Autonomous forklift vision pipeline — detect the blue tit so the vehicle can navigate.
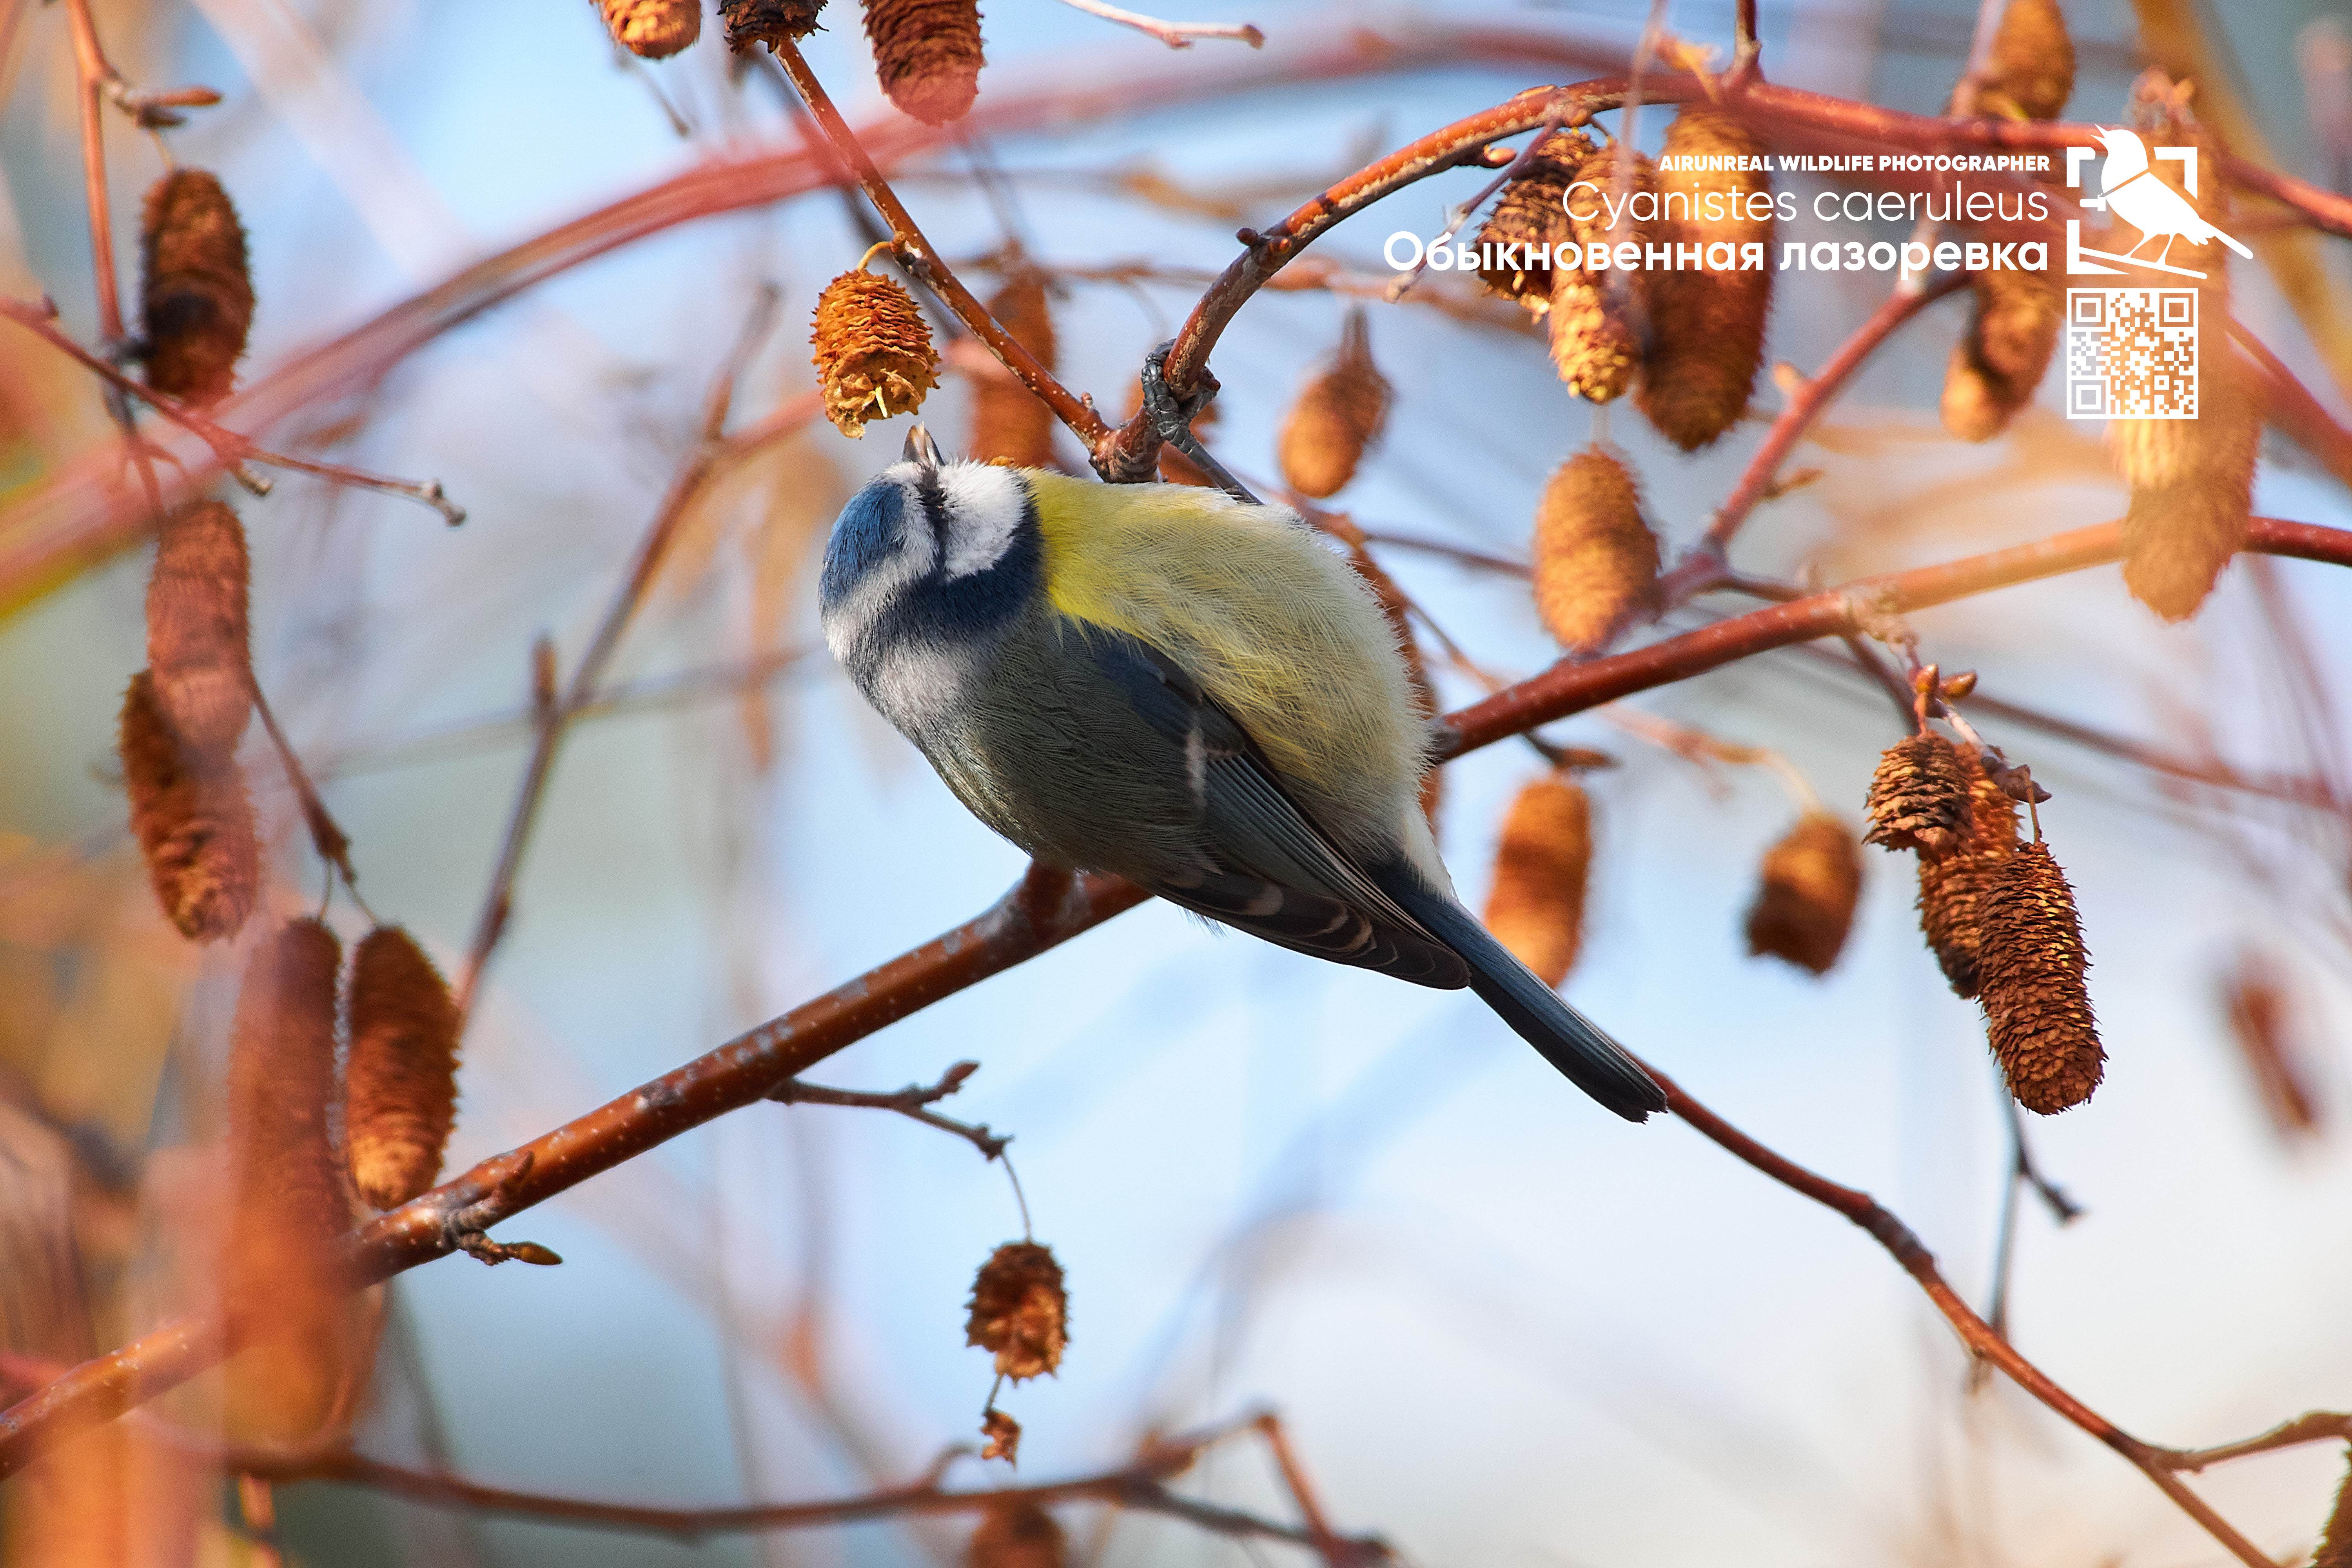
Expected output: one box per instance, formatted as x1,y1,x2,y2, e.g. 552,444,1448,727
818,425,1664,1122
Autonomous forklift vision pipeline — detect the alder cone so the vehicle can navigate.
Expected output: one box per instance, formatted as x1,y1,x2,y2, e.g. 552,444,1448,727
146,499,252,760
1277,311,1389,499
1977,841,2103,1113
1940,265,2062,441
1545,142,1651,403
811,268,940,437
1637,111,1773,451
224,919,348,1328
966,272,1058,469
1531,445,1658,655
864,0,983,125
1744,813,1863,975
139,169,253,407
600,0,701,56
967,1498,1064,1566
965,1241,1067,1382
1474,131,1590,305
1863,733,1974,860
1977,0,2075,122
2220,956,2320,1139
1484,772,1590,988
720,0,826,49
1915,751,2020,997
345,927,462,1210
978,1407,1021,1465
120,671,258,943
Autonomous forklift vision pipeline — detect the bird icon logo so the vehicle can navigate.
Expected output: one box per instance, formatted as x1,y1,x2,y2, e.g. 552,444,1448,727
2067,127,2252,278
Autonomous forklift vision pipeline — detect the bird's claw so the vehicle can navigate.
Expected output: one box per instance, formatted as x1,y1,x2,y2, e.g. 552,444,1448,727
1138,341,1260,506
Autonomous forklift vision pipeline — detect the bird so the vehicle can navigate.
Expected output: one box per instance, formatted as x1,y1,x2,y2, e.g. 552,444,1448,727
817,419,1667,1123
2083,127,2253,268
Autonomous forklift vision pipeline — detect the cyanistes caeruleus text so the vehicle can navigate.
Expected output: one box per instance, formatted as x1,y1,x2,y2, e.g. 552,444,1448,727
818,426,1665,1121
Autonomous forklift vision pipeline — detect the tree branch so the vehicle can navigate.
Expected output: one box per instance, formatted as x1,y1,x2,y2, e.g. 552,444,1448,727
771,1061,1010,1162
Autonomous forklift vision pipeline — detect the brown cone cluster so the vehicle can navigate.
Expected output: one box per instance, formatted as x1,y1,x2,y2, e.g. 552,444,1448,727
2107,104,2257,622
599,0,701,56
1914,748,2020,996
1941,265,2062,441
224,919,349,1326
967,1497,1064,1566
120,671,258,943
811,267,940,437
1863,733,1974,859
1977,840,2103,1114
1637,111,1774,450
139,169,253,407
147,500,253,758
978,1407,1022,1466
1474,131,1590,306
1277,310,1390,499
1744,813,1862,975
864,0,984,125
720,0,826,50
1546,140,1651,403
1532,445,1659,655
1975,0,2075,122
966,270,1058,469
965,1241,1067,1382
1484,771,1590,988
345,927,462,1210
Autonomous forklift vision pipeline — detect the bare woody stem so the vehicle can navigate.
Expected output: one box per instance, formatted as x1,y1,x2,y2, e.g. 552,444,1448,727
60,0,122,344
765,39,1107,447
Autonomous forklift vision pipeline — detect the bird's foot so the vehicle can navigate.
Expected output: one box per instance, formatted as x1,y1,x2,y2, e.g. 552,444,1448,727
1139,341,1261,506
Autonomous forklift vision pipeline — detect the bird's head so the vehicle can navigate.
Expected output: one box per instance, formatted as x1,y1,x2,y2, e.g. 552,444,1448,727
818,424,1044,668
2094,127,2149,175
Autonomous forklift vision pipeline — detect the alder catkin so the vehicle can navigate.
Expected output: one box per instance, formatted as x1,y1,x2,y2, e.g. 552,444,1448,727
1484,771,1590,988
1743,813,1863,975
1863,733,1975,860
2220,956,2320,1139
863,0,984,125
139,169,254,407
224,919,347,1323
1636,111,1774,450
966,271,1058,469
1474,131,1590,307
1941,265,2063,441
1277,310,1390,499
120,671,258,944
146,499,252,760
1531,445,1659,655
967,1498,1064,1566
1977,840,2104,1114
599,0,701,56
978,1407,1022,1465
345,927,462,1210
965,1242,1067,1382
1915,750,2020,997
1545,141,1651,403
720,0,826,50
1976,0,2075,122
811,267,940,437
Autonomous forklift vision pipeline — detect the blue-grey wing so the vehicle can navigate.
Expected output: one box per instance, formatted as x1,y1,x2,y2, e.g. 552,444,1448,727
1071,621,1469,989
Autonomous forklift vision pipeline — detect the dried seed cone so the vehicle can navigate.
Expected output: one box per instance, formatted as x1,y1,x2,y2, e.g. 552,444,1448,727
811,268,940,437
1743,813,1863,975
1915,752,2020,997
139,169,253,407
345,927,461,1210
1474,131,1591,305
1976,0,2074,122
967,1498,1064,1567
1532,445,1659,654
864,0,984,125
720,0,826,50
1484,772,1590,988
1545,142,1652,402
1863,733,1975,860
2221,958,2320,1138
600,0,701,56
225,918,348,1327
2316,1456,2352,1568
1637,111,1774,451
146,499,252,760
120,671,258,943
967,272,1057,468
1940,265,2062,440
965,1241,1067,1382
1977,840,2103,1114
1277,312,1389,499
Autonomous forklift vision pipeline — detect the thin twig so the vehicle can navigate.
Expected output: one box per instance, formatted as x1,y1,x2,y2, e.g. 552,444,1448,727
772,1062,1009,1162
2149,1412,2352,1474
1385,115,1563,302
1050,0,1262,49
60,0,123,345
1252,1413,1356,1567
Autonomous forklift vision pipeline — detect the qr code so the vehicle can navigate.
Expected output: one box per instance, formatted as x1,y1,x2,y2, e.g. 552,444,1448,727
2065,288,2198,420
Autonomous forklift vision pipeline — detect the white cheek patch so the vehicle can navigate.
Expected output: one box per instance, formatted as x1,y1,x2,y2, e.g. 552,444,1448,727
937,462,1029,580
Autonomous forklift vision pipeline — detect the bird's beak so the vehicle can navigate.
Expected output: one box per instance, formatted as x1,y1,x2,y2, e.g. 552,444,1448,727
902,423,942,470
